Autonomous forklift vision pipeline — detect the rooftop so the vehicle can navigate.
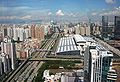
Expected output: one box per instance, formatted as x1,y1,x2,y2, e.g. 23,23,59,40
73,34,86,43
83,37,95,42
56,36,80,55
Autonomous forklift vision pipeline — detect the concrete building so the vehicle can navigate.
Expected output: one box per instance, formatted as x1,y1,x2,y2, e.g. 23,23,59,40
85,26,90,36
31,25,36,39
7,27,13,38
13,27,18,41
24,27,31,39
114,16,120,39
1,37,17,70
0,53,7,73
102,16,109,40
84,43,113,82
56,34,96,56
19,50,29,59
3,28,7,37
101,16,114,40
75,25,80,35
30,24,44,40
0,59,3,75
43,70,84,82
80,26,86,36
56,36,81,55
107,69,117,82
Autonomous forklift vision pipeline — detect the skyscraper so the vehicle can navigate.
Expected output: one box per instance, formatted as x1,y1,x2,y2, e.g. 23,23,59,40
84,43,113,82
1,37,17,70
114,16,120,39
102,16,109,40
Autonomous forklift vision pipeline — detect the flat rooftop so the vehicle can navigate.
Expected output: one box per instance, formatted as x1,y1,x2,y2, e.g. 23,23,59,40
73,34,86,43
56,36,80,55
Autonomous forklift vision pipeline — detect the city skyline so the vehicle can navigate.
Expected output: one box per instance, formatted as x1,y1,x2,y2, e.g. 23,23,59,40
0,0,120,23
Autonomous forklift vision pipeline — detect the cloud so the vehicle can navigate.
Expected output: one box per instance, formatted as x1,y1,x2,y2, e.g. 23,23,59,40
14,6,30,10
105,0,115,4
0,15,32,20
99,7,120,16
91,12,97,16
21,15,32,19
48,12,52,15
56,10,64,16
68,13,76,17
0,16,18,19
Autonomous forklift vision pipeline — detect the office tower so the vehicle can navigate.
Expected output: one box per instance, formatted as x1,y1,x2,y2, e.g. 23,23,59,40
114,16,120,39
84,43,113,82
90,23,95,35
3,28,7,37
102,16,109,40
0,32,3,42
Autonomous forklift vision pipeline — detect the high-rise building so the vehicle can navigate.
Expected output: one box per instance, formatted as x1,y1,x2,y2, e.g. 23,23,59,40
7,27,13,38
24,27,31,39
18,28,25,41
1,37,17,70
13,27,18,41
85,26,90,36
3,28,7,37
107,69,117,82
114,16,120,39
0,53,7,73
84,43,113,82
80,26,86,36
102,16,109,40
34,24,44,40
31,25,36,39
75,25,80,34
0,59,3,75
90,23,95,35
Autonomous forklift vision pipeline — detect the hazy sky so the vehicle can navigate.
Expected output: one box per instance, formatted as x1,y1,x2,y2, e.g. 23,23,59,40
0,0,120,23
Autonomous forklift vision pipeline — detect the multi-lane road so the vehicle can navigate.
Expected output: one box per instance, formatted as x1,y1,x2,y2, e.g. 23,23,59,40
5,33,59,82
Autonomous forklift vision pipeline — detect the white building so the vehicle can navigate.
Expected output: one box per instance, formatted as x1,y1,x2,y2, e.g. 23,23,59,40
0,59,3,75
56,36,80,55
18,28,24,41
13,27,18,41
1,38,17,70
0,53,7,73
84,43,113,82
7,27,13,38
107,69,117,82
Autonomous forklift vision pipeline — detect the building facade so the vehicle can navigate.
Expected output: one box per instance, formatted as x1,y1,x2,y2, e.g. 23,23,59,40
114,16,120,39
84,43,113,82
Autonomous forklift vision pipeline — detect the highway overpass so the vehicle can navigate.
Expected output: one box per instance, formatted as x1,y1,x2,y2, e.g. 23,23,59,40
19,58,83,62
94,37,120,56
